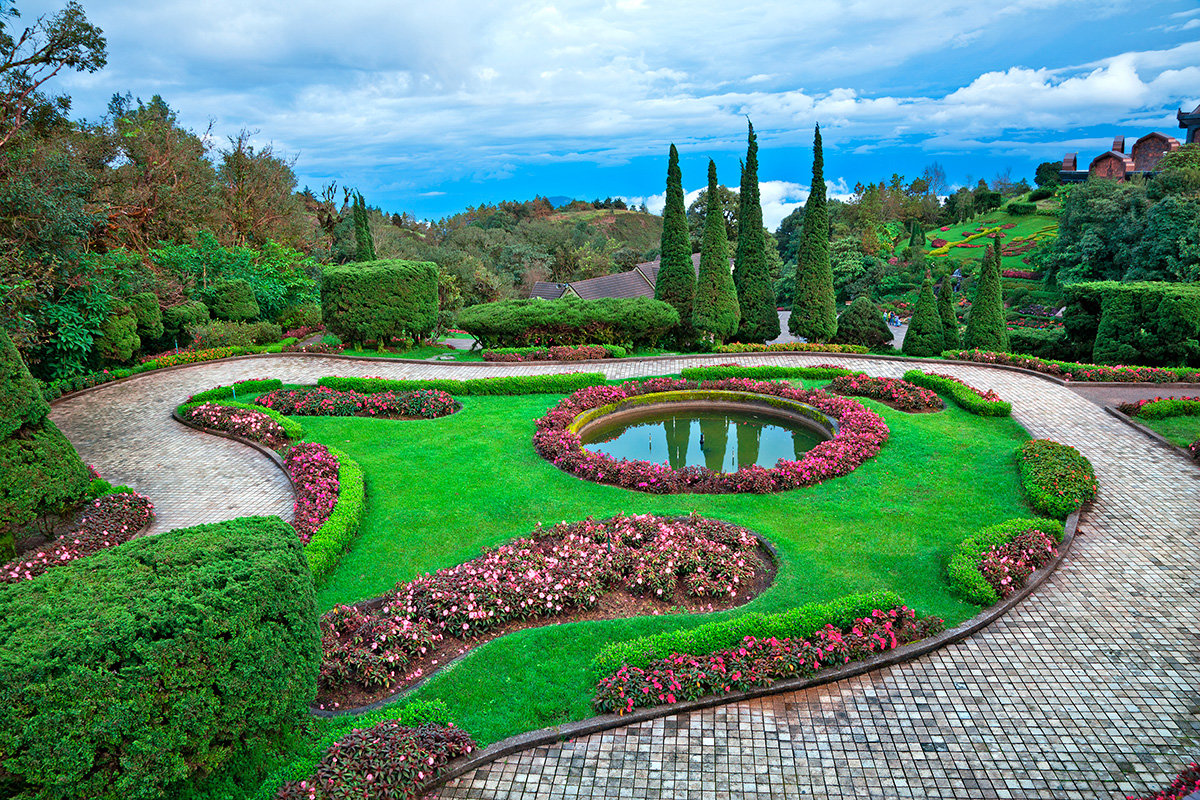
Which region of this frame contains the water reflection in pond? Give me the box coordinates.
[580,408,826,473]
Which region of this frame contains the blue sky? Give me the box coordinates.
[26,0,1200,227]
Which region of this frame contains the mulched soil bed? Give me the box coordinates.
[314,543,776,712]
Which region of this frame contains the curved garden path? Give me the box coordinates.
[49,354,1200,799]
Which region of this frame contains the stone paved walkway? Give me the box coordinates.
[49,353,1200,798]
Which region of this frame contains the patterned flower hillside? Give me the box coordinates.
[534,377,889,494]
[318,514,766,697]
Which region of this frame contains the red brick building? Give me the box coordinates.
[1060,131,1181,183]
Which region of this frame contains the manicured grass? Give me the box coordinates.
[1138,415,1200,448]
[298,386,1031,746]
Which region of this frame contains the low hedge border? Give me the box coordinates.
[714,343,869,354]
[318,373,606,396]
[400,508,1081,799]
[1135,398,1200,420]
[186,378,284,404]
[680,365,854,381]
[946,517,1064,605]
[1104,405,1200,464]
[1017,439,1098,519]
[304,447,365,586]
[903,370,1012,417]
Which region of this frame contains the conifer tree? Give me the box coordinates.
[352,191,376,262]
[732,121,779,342]
[962,241,1009,352]
[902,277,946,357]
[692,160,739,343]
[654,144,694,343]
[789,124,837,341]
[937,275,960,350]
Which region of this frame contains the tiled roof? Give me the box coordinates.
[530,281,568,300]
[567,270,655,300]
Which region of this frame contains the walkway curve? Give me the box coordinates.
[49,353,1200,798]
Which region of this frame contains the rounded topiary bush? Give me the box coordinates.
[204,279,261,322]
[0,515,320,800]
[0,330,49,440]
[127,292,164,342]
[322,259,438,347]
[832,296,893,348]
[162,300,210,347]
[902,278,946,357]
[94,307,140,364]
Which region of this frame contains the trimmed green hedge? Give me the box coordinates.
[205,278,260,322]
[590,590,901,678]
[0,421,91,556]
[305,447,365,585]
[1006,200,1037,215]
[128,291,164,342]
[457,297,678,349]
[680,365,853,381]
[318,372,606,396]
[0,329,49,439]
[1137,398,1200,420]
[1063,281,1200,366]
[177,398,305,443]
[903,370,1012,417]
[1017,439,1098,518]
[0,516,320,800]
[186,379,284,404]
[946,517,1063,605]
[322,260,438,347]
[714,342,869,354]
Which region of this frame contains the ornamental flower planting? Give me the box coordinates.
[1128,763,1200,800]
[0,491,154,583]
[827,373,942,412]
[285,443,341,544]
[1017,439,1099,518]
[319,514,761,691]
[255,387,458,419]
[283,342,347,354]
[533,378,889,494]
[592,606,943,714]
[714,342,869,354]
[1001,269,1039,279]
[1117,397,1200,420]
[483,345,611,362]
[945,349,1200,383]
[275,721,476,800]
[976,528,1057,599]
[182,402,290,449]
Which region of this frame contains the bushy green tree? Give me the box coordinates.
[93,306,139,363]
[203,278,260,321]
[732,121,779,342]
[902,277,946,356]
[692,160,739,343]
[654,144,694,343]
[322,259,438,347]
[937,276,960,349]
[831,296,893,348]
[126,291,163,342]
[963,241,1008,351]
[789,124,837,341]
[352,190,376,262]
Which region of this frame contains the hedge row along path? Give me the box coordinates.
[48,353,1200,799]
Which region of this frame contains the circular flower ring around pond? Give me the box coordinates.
[534,377,890,494]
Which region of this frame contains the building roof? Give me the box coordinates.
[527,253,715,301]
[529,281,569,300]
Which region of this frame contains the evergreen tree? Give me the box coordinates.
[732,121,779,342]
[692,160,739,343]
[962,241,1009,351]
[654,144,694,343]
[352,191,376,262]
[831,296,893,349]
[909,220,924,250]
[937,275,960,350]
[902,277,946,357]
[789,124,837,341]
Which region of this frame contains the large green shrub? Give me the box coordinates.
[789,124,837,342]
[0,516,320,800]
[0,421,91,550]
[1063,282,1200,366]
[127,292,164,342]
[0,330,49,440]
[692,160,740,343]
[962,242,1008,352]
[456,297,677,349]
[162,301,211,347]
[94,308,140,364]
[321,260,438,347]
[937,277,960,350]
[654,144,695,343]
[1006,200,1036,215]
[204,278,261,322]
[902,278,946,357]
[831,296,893,348]
[1017,439,1098,518]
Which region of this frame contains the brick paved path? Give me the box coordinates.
[49,354,1200,798]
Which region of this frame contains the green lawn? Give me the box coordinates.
[296,386,1032,745]
[1138,415,1200,448]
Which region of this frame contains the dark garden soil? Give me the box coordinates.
[314,543,777,712]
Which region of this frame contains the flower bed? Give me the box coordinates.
[318,514,766,696]
[0,491,155,583]
[593,606,942,714]
[283,341,347,354]
[285,444,341,545]
[944,349,1200,383]
[1001,269,1040,279]
[903,370,1011,417]
[1129,763,1200,800]
[680,364,853,381]
[1017,439,1098,518]
[318,372,606,396]
[534,378,889,494]
[827,373,942,412]
[275,721,476,800]
[255,386,459,419]
[181,402,292,449]
[482,344,622,362]
[1121,397,1200,420]
[714,342,868,354]
[946,517,1062,605]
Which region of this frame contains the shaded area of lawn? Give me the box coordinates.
[298,388,1032,745]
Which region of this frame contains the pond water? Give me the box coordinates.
[580,408,827,473]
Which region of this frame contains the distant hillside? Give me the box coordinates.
[548,208,664,253]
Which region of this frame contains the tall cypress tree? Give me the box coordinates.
[692,160,740,343]
[937,275,960,350]
[902,277,946,357]
[352,191,376,262]
[654,144,694,344]
[788,124,837,342]
[963,240,1009,351]
[732,121,779,342]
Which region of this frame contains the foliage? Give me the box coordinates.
[828,373,942,412]
[285,443,341,545]
[1006,200,1036,215]
[936,276,960,350]
[0,516,320,800]
[277,304,322,331]
[457,296,677,349]
[692,160,740,342]
[179,401,293,449]
[255,387,459,420]
[162,300,210,347]
[482,344,620,362]
[1016,438,1098,518]
[962,242,1008,352]
[902,370,1011,416]
[0,419,90,556]
[1132,398,1200,420]
[733,121,779,342]
[901,278,946,357]
[127,291,163,341]
[680,365,853,381]
[203,277,261,321]
[790,125,837,341]
[322,259,438,347]
[93,306,139,364]
[714,341,868,354]
[1062,281,1200,366]
[0,328,47,438]
[351,190,376,262]
[654,143,694,343]
[318,372,606,396]
[944,348,1200,383]
[305,446,364,586]
[186,319,282,349]
[946,517,1062,605]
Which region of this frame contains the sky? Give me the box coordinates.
[20,0,1200,228]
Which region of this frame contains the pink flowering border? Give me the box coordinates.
[533,377,889,494]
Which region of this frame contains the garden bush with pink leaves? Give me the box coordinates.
[827,373,942,412]
[275,720,476,800]
[319,514,762,691]
[593,606,942,714]
[256,386,459,419]
[534,378,889,494]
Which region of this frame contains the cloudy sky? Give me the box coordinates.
[25,0,1200,226]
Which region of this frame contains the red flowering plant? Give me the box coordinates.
[285,443,341,544]
[182,402,290,448]
[1127,763,1200,800]
[827,373,942,412]
[256,387,458,419]
[976,528,1057,599]
[533,378,889,494]
[483,345,611,362]
[1001,269,1039,279]
[593,606,943,714]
